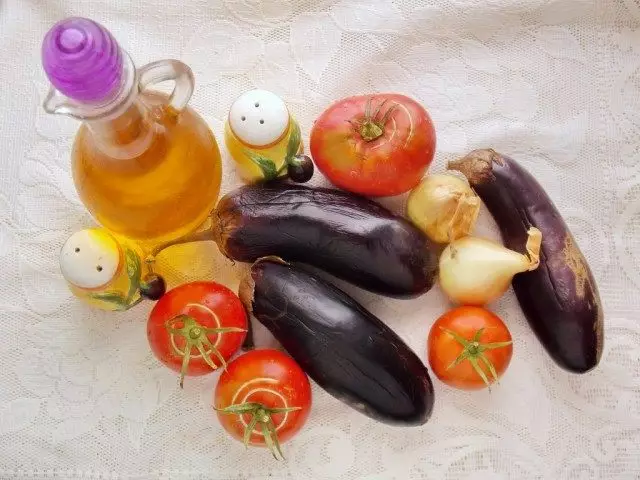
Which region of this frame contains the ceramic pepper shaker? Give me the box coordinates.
[224,89,313,184]
[60,228,165,311]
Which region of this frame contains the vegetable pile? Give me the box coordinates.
[63,92,604,459]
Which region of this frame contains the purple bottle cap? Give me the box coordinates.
[42,17,124,103]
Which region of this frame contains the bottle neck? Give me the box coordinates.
[43,50,157,160]
[86,95,156,160]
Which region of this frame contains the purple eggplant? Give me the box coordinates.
[152,183,438,298]
[449,149,603,373]
[239,258,434,426]
[152,184,437,298]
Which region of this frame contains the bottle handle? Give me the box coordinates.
[137,60,194,113]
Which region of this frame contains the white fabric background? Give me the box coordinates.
[0,0,638,478]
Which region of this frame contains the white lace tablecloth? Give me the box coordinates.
[1,0,639,478]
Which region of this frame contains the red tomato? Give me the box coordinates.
[310,93,436,197]
[428,306,513,390]
[147,281,247,387]
[214,349,311,459]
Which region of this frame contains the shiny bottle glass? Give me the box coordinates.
[42,17,222,245]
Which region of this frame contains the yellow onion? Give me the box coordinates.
[439,228,542,305]
[406,174,480,244]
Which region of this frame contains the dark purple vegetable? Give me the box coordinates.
[151,183,438,298]
[449,149,603,373]
[286,154,314,183]
[239,257,434,425]
[139,273,166,300]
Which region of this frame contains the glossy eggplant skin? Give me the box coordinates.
[214,183,438,298]
[240,258,434,426]
[449,149,603,373]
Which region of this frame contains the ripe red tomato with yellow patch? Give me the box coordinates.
[428,306,513,390]
[310,93,436,197]
[214,349,312,459]
[147,281,247,387]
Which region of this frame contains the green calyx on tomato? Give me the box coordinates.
[215,349,311,460]
[165,315,246,388]
[442,327,512,389]
[351,97,398,142]
[215,402,301,460]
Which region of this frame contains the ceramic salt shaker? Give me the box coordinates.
[60,228,165,311]
[224,89,313,183]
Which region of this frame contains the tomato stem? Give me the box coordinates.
[165,315,246,388]
[355,97,399,142]
[360,121,384,142]
[441,326,512,390]
[378,103,398,125]
[371,98,389,120]
[364,97,372,119]
[215,402,301,460]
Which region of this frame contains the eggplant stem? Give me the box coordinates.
[147,220,217,262]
